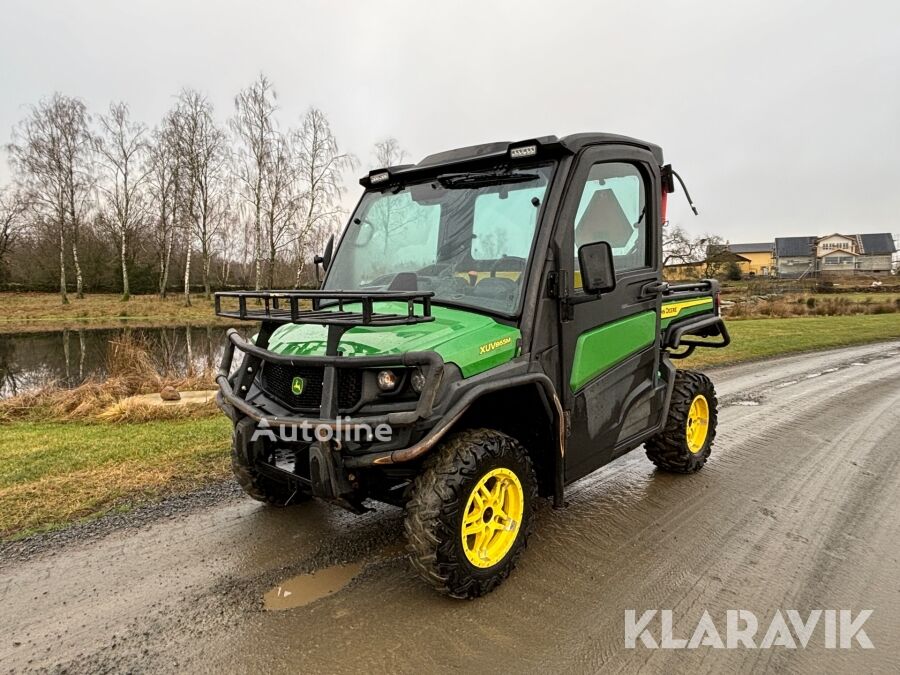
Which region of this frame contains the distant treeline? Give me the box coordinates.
[0,75,407,301]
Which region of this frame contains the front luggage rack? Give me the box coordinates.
[214,290,434,327]
[215,290,440,419]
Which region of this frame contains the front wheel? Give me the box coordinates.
[645,370,718,473]
[405,429,537,599]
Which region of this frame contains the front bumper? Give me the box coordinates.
[216,328,448,466]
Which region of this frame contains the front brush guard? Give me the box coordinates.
[217,325,444,505]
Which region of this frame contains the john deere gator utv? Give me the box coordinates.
[214,133,729,598]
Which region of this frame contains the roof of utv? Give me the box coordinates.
[360,133,664,187]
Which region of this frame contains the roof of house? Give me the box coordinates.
[775,233,896,257]
[858,233,897,255]
[727,242,773,254]
[775,236,817,257]
[706,251,751,263]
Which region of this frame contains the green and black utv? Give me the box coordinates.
[214,133,729,598]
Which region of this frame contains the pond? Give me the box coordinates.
[0,325,248,398]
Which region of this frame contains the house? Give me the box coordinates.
[665,251,751,280]
[774,233,896,278]
[716,242,773,276]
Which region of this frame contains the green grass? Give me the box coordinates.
[0,417,231,540]
[684,313,900,368]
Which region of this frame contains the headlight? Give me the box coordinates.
[376,369,399,392]
[410,368,427,393]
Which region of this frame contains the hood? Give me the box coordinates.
[266,303,520,378]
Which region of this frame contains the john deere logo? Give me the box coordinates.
[291,376,305,395]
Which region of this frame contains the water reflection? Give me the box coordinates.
[0,325,246,398]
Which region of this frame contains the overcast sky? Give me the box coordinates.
[1,0,898,243]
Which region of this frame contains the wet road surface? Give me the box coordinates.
[2,342,899,673]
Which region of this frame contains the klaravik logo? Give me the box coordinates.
[625,609,874,649]
[291,376,305,395]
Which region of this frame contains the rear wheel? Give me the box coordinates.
[405,428,537,599]
[231,422,311,506]
[645,370,717,473]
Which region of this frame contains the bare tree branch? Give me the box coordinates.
[95,102,150,300]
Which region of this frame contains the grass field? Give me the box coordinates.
[0,417,231,539]
[2,313,899,541]
[0,292,233,334]
[684,313,900,368]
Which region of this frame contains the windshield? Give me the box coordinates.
[323,163,554,315]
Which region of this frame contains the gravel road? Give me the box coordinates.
[2,342,899,674]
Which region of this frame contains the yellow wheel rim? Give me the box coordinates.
[461,467,524,568]
[686,394,710,453]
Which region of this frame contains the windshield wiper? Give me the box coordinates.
[437,170,539,189]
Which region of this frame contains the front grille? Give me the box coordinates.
[260,362,362,412]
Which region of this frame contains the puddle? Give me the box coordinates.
[262,544,406,611]
[263,562,364,610]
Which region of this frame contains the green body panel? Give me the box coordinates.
[570,311,657,391]
[659,297,714,329]
[263,294,714,385]
[266,303,520,378]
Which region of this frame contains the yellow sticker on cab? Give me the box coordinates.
[661,298,712,319]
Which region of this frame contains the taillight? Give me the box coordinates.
[661,190,668,225]
[714,291,721,314]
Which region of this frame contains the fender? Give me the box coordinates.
[344,371,568,507]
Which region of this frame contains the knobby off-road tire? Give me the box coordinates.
[645,370,718,473]
[405,428,538,599]
[230,422,311,506]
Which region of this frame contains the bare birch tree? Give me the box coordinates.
[6,95,92,303]
[172,89,228,303]
[95,102,150,300]
[54,96,94,298]
[230,74,277,291]
[262,134,300,288]
[148,112,181,298]
[373,137,406,168]
[293,107,354,287]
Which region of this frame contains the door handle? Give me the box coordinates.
[640,281,669,298]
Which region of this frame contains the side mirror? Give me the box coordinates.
[313,235,335,285]
[322,234,334,270]
[314,235,335,269]
[578,241,617,294]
